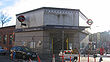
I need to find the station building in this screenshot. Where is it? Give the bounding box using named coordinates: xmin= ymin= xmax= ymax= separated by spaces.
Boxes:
xmin=15 ymin=7 xmax=90 ymax=59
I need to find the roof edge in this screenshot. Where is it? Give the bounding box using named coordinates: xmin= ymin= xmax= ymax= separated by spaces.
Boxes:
xmin=0 ymin=25 xmax=16 ymax=29
xmin=16 ymin=7 xmax=80 ymax=16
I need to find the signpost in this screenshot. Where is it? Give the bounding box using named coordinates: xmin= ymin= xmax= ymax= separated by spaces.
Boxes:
xmin=87 ymin=19 xmax=93 ymax=25
xmin=17 ymin=15 xmax=25 ymax=22
xmin=17 ymin=15 xmax=27 ymax=26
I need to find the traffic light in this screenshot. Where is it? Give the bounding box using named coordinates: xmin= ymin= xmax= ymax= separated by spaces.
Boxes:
xmin=10 ymin=34 xmax=13 ymax=40
xmin=9 ymin=33 xmax=14 ymax=45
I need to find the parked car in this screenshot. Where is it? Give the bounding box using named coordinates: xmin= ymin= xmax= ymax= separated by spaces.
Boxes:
xmin=10 ymin=46 xmax=37 ymax=60
xmin=0 ymin=46 xmax=7 ymax=55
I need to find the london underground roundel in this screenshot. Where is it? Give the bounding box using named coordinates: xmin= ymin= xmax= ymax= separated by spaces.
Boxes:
xmin=17 ymin=15 xmax=25 ymax=22
xmin=87 ymin=19 xmax=93 ymax=25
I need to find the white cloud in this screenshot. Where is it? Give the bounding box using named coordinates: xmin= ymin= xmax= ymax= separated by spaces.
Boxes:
xmin=2 ymin=0 xmax=110 ymax=33
xmin=0 ymin=1 xmax=3 ymax=6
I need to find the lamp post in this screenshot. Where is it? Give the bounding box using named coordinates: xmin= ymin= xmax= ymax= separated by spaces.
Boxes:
xmin=62 ymin=31 xmax=64 ymax=52
xmin=32 ymin=36 xmax=35 ymax=51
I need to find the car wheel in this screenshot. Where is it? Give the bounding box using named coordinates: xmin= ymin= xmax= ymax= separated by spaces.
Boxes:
xmin=22 ymin=55 xmax=26 ymax=60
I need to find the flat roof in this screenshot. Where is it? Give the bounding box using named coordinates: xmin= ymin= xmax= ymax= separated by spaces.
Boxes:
xmin=0 ymin=25 xmax=15 ymax=29
xmin=16 ymin=7 xmax=80 ymax=16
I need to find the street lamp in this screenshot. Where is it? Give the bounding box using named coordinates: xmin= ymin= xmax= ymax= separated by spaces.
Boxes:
xmin=32 ymin=36 xmax=35 ymax=51
xmin=62 ymin=31 xmax=64 ymax=52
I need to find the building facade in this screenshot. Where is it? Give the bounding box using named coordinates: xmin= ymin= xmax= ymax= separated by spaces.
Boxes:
xmin=0 ymin=25 xmax=15 ymax=50
xmin=15 ymin=7 xmax=90 ymax=60
xmin=89 ymin=31 xmax=110 ymax=53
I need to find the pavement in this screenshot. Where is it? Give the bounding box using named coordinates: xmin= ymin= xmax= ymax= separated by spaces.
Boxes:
xmin=80 ymin=56 xmax=110 ymax=62
xmin=0 ymin=55 xmax=38 ymax=62
xmin=0 ymin=54 xmax=110 ymax=62
xmin=13 ymin=55 xmax=109 ymax=62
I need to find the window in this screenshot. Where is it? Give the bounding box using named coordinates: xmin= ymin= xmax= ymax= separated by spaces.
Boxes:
xmin=0 ymin=35 xmax=2 ymax=43
xmin=3 ymin=35 xmax=7 ymax=44
xmin=17 ymin=47 xmax=22 ymax=51
xmin=82 ymin=43 xmax=85 ymax=48
xmin=30 ymin=42 xmax=35 ymax=48
xmin=24 ymin=47 xmax=31 ymax=51
xmin=11 ymin=47 xmax=17 ymax=50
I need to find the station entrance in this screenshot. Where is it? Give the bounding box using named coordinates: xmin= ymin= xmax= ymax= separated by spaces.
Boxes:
xmin=49 ymin=31 xmax=72 ymax=54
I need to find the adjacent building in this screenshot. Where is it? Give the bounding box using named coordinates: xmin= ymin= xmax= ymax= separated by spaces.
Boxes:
xmin=89 ymin=31 xmax=110 ymax=53
xmin=0 ymin=25 xmax=15 ymax=50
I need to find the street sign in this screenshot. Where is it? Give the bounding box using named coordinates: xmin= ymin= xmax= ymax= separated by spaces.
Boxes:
xmin=87 ymin=19 xmax=93 ymax=25
xmin=17 ymin=15 xmax=25 ymax=22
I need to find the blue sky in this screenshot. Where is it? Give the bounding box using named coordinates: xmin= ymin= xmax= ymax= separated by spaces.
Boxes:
xmin=0 ymin=0 xmax=19 ymax=27
xmin=0 ymin=0 xmax=18 ymax=9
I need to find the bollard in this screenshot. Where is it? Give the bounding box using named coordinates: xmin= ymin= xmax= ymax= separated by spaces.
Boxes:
xmin=70 ymin=56 xmax=71 ymax=62
xmin=29 ymin=58 xmax=32 ymax=62
xmin=94 ymin=58 xmax=96 ymax=62
xmin=62 ymin=55 xmax=64 ymax=62
xmin=88 ymin=54 xmax=89 ymax=62
xmin=37 ymin=55 xmax=41 ymax=62
xmin=52 ymin=54 xmax=55 ymax=62
xmin=93 ymin=54 xmax=97 ymax=62
xmin=79 ymin=53 xmax=80 ymax=62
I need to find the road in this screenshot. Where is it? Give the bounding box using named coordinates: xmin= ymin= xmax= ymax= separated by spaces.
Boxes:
xmin=0 ymin=55 xmax=110 ymax=62
xmin=0 ymin=55 xmax=37 ymax=62
xmin=0 ymin=55 xmax=12 ymax=62
xmin=80 ymin=57 xmax=110 ymax=62
xmin=0 ymin=55 xmax=26 ymax=62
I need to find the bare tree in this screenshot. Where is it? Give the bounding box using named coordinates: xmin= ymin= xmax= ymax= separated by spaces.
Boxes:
xmin=0 ymin=11 xmax=12 ymax=27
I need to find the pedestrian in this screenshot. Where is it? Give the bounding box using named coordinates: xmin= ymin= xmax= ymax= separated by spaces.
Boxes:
xmin=13 ymin=51 xmax=16 ymax=60
xmin=99 ymin=57 xmax=103 ymax=62
xmin=10 ymin=51 xmax=13 ymax=60
xmin=84 ymin=54 xmax=85 ymax=57
xmin=73 ymin=48 xmax=78 ymax=62
xmin=99 ymin=46 xmax=104 ymax=62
